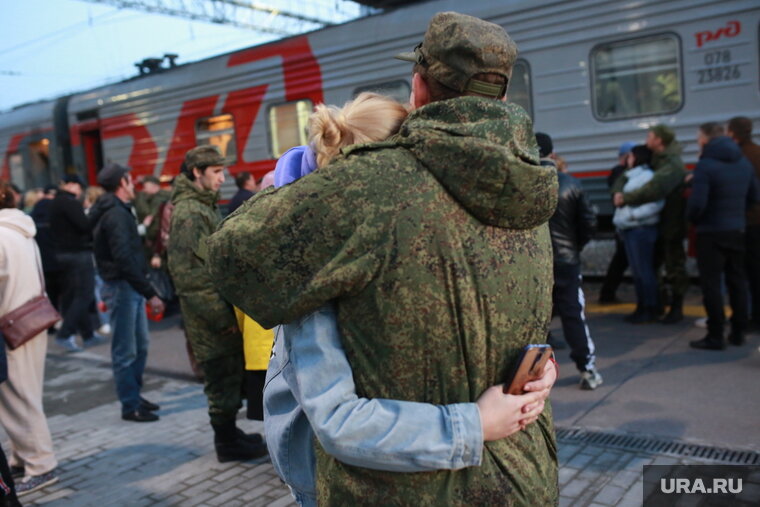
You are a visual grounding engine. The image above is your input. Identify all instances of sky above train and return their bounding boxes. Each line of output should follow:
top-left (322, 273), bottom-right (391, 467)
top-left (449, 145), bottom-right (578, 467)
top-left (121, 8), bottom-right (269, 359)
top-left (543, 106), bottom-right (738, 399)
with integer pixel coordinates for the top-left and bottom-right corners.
top-left (0, 0), bottom-right (365, 112)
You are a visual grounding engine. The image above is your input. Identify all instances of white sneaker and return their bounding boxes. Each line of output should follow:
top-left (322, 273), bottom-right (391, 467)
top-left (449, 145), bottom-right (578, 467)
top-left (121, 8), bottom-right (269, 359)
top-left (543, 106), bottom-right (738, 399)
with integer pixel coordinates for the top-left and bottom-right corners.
top-left (694, 317), bottom-right (707, 329)
top-left (97, 323), bottom-right (112, 335)
top-left (580, 369), bottom-right (603, 390)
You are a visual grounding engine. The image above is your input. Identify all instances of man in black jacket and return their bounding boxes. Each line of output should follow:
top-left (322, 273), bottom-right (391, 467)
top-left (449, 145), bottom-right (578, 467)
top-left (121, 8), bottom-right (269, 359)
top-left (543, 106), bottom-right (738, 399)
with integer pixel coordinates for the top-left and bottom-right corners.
top-left (226, 171), bottom-right (256, 214)
top-left (90, 164), bottom-right (165, 422)
top-left (30, 186), bottom-right (62, 327)
top-left (688, 122), bottom-right (759, 350)
top-left (49, 175), bottom-right (101, 352)
top-left (537, 133), bottom-right (603, 390)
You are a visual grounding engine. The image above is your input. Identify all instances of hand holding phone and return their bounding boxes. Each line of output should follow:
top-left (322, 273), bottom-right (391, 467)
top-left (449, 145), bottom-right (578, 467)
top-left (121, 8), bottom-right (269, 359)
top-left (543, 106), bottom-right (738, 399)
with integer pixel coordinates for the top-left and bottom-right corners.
top-left (503, 344), bottom-right (553, 395)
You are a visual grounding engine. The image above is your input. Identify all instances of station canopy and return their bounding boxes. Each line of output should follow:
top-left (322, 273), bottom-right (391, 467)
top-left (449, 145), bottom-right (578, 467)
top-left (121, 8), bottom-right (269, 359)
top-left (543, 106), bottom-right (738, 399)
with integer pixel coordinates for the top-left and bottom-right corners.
top-left (351, 0), bottom-right (424, 8)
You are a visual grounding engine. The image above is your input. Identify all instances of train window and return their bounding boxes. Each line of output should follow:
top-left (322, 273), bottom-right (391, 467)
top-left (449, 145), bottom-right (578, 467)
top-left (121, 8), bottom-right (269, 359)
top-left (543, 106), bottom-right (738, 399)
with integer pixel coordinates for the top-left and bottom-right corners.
top-left (28, 139), bottom-right (50, 185)
top-left (269, 100), bottom-right (312, 158)
top-left (509, 59), bottom-right (533, 118)
top-left (196, 114), bottom-right (237, 163)
top-left (353, 80), bottom-right (410, 104)
top-left (7, 153), bottom-right (24, 188)
top-left (591, 35), bottom-right (682, 120)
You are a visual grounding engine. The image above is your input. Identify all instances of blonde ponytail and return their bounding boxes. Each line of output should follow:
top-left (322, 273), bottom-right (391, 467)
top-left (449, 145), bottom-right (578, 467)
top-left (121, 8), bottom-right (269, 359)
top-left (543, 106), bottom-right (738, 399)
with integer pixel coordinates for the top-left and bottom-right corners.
top-left (309, 92), bottom-right (408, 167)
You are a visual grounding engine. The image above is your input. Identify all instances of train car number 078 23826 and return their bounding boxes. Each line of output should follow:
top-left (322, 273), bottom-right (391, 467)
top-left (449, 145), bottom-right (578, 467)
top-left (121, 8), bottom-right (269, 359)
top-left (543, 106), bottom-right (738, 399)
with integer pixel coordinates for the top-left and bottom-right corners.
top-left (698, 50), bottom-right (741, 84)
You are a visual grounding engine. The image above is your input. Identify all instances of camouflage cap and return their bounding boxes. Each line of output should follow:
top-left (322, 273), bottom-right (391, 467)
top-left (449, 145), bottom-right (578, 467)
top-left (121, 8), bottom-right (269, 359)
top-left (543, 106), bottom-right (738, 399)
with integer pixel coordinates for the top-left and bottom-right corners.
top-left (184, 145), bottom-right (225, 171)
top-left (395, 11), bottom-right (517, 98)
top-left (649, 124), bottom-right (675, 146)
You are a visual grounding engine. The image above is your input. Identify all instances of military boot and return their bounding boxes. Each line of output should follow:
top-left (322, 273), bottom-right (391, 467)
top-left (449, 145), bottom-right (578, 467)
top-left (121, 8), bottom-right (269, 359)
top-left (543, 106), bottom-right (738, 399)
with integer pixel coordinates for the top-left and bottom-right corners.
top-left (661, 296), bottom-right (683, 324)
top-left (213, 421), bottom-right (268, 463)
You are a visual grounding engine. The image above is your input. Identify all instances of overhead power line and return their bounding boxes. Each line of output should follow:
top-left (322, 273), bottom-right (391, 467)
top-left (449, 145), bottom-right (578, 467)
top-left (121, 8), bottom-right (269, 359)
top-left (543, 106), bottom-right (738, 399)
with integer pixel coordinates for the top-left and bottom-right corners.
top-left (76, 0), bottom-right (368, 35)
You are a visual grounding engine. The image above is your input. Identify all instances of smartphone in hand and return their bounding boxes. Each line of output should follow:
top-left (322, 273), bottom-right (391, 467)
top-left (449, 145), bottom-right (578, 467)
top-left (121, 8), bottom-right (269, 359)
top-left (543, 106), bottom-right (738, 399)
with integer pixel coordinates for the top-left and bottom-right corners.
top-left (503, 344), bottom-right (553, 395)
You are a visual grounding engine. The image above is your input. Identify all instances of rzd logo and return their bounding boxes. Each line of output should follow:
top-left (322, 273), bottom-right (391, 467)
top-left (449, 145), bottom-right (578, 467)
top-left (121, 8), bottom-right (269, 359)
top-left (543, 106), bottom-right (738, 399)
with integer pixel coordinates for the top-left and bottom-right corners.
top-left (695, 20), bottom-right (741, 48)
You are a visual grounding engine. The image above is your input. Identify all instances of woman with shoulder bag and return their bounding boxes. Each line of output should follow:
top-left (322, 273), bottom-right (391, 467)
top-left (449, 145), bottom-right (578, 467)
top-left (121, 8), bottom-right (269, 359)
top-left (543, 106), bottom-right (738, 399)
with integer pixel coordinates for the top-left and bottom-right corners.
top-left (0, 181), bottom-right (59, 496)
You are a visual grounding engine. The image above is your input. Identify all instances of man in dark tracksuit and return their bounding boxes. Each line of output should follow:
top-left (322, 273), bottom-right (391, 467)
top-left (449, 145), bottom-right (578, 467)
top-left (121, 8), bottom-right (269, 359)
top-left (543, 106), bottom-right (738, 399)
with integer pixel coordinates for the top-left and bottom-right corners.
top-left (688, 123), bottom-right (759, 349)
top-left (537, 133), bottom-right (602, 390)
top-left (49, 174), bottom-right (100, 352)
top-left (614, 125), bottom-right (688, 323)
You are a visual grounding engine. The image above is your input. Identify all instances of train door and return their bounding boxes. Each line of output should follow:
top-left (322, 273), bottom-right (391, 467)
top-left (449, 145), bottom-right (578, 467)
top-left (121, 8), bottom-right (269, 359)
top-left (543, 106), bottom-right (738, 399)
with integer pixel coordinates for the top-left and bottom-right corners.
top-left (79, 126), bottom-right (103, 185)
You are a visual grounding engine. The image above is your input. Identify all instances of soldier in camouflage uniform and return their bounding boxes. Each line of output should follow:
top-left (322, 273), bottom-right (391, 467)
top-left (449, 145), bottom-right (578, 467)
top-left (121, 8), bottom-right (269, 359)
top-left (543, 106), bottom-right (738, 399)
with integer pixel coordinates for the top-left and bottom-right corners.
top-left (208, 12), bottom-right (559, 506)
top-left (614, 125), bottom-right (688, 323)
top-left (133, 175), bottom-right (170, 266)
top-left (167, 146), bottom-right (267, 462)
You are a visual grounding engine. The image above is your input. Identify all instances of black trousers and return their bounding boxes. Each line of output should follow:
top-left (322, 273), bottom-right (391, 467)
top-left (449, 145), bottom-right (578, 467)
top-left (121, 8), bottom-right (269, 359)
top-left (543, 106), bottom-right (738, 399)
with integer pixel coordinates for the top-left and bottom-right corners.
top-left (599, 233), bottom-right (628, 300)
top-left (745, 225), bottom-right (760, 323)
top-left (552, 263), bottom-right (596, 372)
top-left (56, 251), bottom-right (96, 340)
top-left (696, 231), bottom-right (748, 337)
top-left (0, 446), bottom-right (20, 507)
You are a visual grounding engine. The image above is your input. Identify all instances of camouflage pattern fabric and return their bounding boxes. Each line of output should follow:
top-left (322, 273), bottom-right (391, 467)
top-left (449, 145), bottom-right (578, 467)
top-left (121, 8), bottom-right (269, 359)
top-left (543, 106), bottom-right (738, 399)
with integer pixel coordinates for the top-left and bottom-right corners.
top-left (167, 173), bottom-right (241, 363)
top-left (134, 189), bottom-right (171, 247)
top-left (196, 349), bottom-right (245, 425)
top-left (207, 96), bottom-right (559, 506)
top-left (616, 143), bottom-right (689, 298)
top-left (396, 12), bottom-right (516, 98)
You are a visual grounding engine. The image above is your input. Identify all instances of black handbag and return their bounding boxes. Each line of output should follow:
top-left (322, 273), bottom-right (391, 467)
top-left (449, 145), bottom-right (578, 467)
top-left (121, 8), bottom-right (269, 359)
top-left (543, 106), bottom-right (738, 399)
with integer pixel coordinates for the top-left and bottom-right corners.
top-left (147, 267), bottom-right (175, 302)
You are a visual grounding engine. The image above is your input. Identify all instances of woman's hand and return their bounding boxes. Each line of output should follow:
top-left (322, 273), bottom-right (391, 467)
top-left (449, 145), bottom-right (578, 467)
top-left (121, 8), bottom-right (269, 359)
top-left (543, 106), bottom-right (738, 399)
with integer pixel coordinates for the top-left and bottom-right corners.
top-left (520, 359), bottom-right (558, 428)
top-left (477, 359), bottom-right (558, 440)
top-left (476, 387), bottom-right (547, 441)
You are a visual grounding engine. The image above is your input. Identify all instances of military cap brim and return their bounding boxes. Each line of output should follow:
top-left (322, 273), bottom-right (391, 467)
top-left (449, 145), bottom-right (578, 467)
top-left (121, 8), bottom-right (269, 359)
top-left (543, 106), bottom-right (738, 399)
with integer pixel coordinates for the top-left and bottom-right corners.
top-left (394, 51), bottom-right (417, 63)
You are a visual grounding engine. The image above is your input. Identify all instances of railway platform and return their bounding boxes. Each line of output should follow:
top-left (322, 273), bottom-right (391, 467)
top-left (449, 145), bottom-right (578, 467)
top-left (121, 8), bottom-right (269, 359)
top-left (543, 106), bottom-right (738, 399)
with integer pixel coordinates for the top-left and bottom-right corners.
top-left (11, 281), bottom-right (760, 506)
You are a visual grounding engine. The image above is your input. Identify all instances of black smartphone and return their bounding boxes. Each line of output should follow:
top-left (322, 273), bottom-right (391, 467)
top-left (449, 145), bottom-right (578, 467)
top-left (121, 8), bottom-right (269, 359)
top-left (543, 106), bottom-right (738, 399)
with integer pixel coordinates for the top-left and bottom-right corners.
top-left (503, 344), bottom-right (553, 395)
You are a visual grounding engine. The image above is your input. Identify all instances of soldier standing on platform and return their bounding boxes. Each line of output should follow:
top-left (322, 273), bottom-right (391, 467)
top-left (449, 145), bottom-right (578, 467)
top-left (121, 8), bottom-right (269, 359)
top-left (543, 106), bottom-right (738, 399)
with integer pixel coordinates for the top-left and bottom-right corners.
top-left (167, 146), bottom-right (268, 462)
top-left (614, 125), bottom-right (688, 323)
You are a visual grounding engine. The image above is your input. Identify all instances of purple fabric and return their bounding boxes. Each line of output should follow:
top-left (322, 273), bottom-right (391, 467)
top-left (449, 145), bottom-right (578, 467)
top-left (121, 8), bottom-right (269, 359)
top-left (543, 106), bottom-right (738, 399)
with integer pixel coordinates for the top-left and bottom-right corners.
top-left (274, 145), bottom-right (318, 188)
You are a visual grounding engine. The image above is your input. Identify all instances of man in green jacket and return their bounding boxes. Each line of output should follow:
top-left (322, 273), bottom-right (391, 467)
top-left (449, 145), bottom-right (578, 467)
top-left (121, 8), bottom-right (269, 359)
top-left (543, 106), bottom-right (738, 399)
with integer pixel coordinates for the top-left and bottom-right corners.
top-left (167, 146), bottom-right (267, 462)
top-left (133, 175), bottom-right (170, 265)
top-left (614, 125), bottom-right (688, 323)
top-left (208, 12), bottom-right (559, 506)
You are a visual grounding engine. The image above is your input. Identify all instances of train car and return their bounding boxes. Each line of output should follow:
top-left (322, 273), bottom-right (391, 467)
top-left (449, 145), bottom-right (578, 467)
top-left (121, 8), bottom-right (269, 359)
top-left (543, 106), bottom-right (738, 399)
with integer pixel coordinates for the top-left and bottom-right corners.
top-left (0, 98), bottom-right (64, 190)
top-left (1, 0), bottom-right (758, 213)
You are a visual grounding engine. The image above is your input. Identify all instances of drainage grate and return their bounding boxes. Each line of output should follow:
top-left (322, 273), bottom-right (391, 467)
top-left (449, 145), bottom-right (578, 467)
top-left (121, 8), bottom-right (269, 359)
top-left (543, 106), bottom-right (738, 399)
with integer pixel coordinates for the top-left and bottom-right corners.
top-left (556, 427), bottom-right (760, 465)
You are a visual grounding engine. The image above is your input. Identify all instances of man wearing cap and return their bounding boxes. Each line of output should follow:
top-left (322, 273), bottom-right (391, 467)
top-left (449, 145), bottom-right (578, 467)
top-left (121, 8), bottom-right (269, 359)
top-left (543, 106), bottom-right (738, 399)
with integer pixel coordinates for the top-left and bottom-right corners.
top-left (49, 174), bottom-right (102, 352)
top-left (89, 164), bottom-right (165, 422)
top-left (614, 125), bottom-right (688, 323)
top-left (599, 142), bottom-right (635, 304)
top-left (167, 146), bottom-right (267, 462)
top-left (208, 11), bottom-right (558, 505)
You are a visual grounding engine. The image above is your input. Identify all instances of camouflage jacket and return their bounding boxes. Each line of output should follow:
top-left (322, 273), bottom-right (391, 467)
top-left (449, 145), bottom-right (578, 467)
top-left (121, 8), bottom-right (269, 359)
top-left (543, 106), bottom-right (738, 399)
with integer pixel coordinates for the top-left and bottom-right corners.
top-left (615, 142), bottom-right (687, 239)
top-left (134, 189), bottom-right (171, 245)
top-left (207, 97), bottom-right (559, 506)
top-left (167, 173), bottom-right (240, 362)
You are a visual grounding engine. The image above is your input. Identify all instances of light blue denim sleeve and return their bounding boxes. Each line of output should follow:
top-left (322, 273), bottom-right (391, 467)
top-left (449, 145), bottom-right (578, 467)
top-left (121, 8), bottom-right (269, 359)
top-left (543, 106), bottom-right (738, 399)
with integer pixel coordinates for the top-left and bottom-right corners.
top-left (284, 304), bottom-right (483, 472)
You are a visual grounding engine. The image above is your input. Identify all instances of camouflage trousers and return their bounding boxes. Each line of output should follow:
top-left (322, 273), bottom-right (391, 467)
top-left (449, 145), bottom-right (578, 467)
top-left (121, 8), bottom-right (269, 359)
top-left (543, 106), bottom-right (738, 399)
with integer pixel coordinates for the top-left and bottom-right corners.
top-left (198, 351), bottom-right (245, 426)
top-left (656, 234), bottom-right (689, 300)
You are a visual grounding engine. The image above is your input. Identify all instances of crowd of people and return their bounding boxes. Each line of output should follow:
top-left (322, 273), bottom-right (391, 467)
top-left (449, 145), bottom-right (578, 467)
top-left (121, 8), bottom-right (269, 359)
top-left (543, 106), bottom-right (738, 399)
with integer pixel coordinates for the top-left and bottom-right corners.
top-left (0, 9), bottom-right (758, 506)
top-left (599, 118), bottom-right (760, 350)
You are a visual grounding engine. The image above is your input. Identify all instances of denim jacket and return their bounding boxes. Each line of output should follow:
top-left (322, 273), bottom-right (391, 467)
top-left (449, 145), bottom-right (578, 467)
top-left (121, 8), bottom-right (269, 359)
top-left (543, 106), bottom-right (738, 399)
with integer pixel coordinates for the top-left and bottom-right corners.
top-left (263, 304), bottom-right (483, 505)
